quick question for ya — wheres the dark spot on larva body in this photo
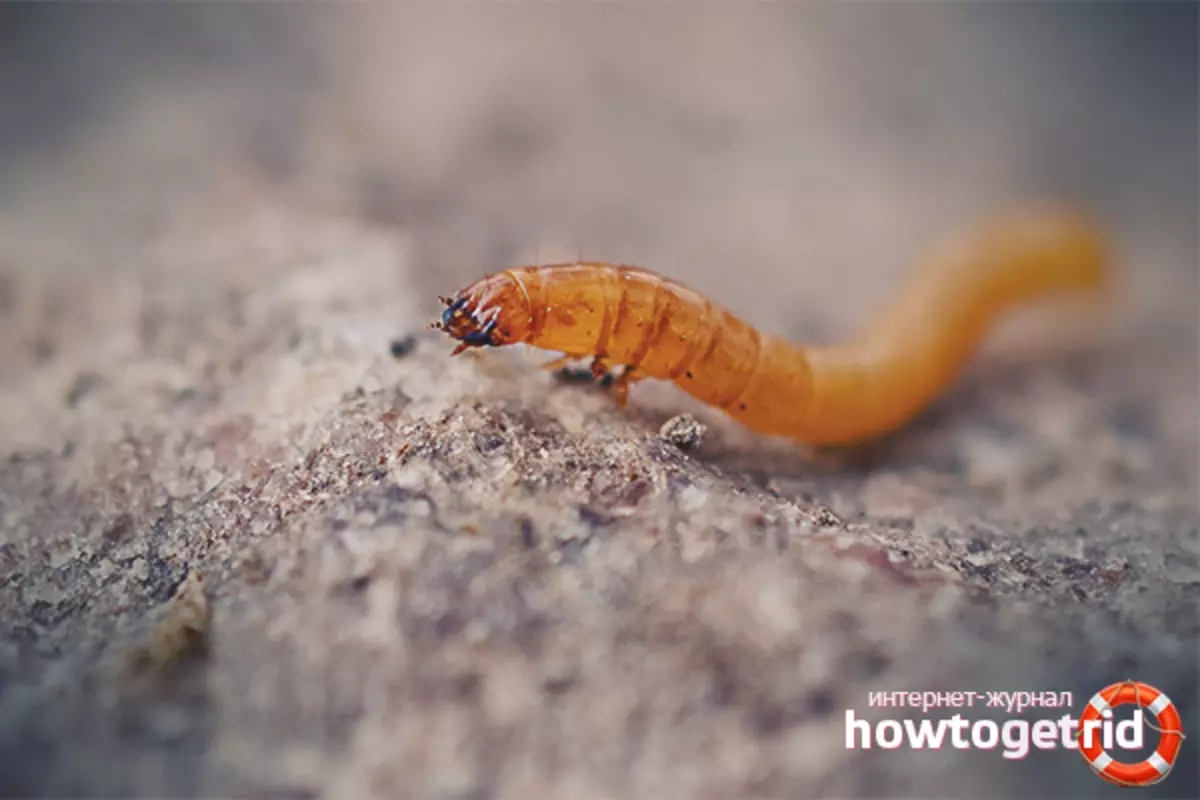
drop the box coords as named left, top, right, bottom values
left=685, top=371, right=693, bottom=379
left=739, top=403, right=747, bottom=411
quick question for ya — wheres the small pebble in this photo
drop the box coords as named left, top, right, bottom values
left=659, top=414, right=706, bottom=450
left=815, top=507, right=842, bottom=527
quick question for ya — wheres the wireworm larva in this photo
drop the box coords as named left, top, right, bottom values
left=434, top=207, right=1109, bottom=445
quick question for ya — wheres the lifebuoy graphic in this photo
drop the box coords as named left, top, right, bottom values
left=1077, top=680, right=1185, bottom=787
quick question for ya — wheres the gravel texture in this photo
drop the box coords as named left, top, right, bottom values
left=0, top=6, right=1196, bottom=799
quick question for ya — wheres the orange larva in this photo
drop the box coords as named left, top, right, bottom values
left=434, top=207, right=1110, bottom=446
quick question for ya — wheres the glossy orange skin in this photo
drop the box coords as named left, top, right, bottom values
left=439, top=208, right=1109, bottom=445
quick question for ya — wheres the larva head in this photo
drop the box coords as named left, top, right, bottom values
left=433, top=272, right=534, bottom=355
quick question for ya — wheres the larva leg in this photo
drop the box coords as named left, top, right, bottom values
left=540, top=354, right=576, bottom=371
left=590, top=356, right=614, bottom=381
left=611, top=366, right=644, bottom=408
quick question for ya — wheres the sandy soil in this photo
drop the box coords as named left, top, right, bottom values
left=0, top=5, right=1196, bottom=798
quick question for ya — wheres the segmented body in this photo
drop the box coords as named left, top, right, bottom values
left=437, top=208, right=1109, bottom=445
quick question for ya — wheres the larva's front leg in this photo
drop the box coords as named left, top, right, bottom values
left=611, top=366, right=644, bottom=408
left=589, top=356, right=614, bottom=380
left=540, top=354, right=576, bottom=371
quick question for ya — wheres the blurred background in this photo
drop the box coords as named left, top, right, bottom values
left=0, top=3, right=1194, bottom=335
left=0, top=4, right=1195, bottom=799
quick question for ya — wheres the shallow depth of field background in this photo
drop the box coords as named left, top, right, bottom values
left=0, top=5, right=1193, bottom=337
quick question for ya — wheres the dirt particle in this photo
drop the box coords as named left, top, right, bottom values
left=577, top=504, right=613, bottom=529
left=815, top=507, right=841, bottom=527
left=238, top=548, right=271, bottom=585
left=1057, top=556, right=1095, bottom=580
left=32, top=338, right=55, bottom=361
left=65, top=372, right=103, bottom=408
left=124, top=570, right=211, bottom=676
left=965, top=537, right=991, bottom=554
left=1008, top=552, right=1037, bottom=575
left=1100, top=557, right=1131, bottom=584
left=847, top=648, right=891, bottom=680
left=659, top=413, right=706, bottom=450
left=474, top=430, right=507, bottom=457
left=803, top=686, right=837, bottom=717
left=389, top=335, right=418, bottom=358
left=614, top=475, right=655, bottom=509
left=541, top=663, right=577, bottom=695
left=747, top=700, right=786, bottom=736
left=518, top=516, right=538, bottom=548
left=666, top=472, right=693, bottom=494
left=102, top=513, right=135, bottom=544
left=958, top=559, right=997, bottom=583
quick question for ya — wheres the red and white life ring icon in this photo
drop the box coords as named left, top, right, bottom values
left=1077, top=680, right=1185, bottom=787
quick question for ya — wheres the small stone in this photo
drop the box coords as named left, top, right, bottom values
left=815, top=508, right=841, bottom=528
left=659, top=414, right=706, bottom=450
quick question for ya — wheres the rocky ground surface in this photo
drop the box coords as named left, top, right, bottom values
left=0, top=6, right=1196, bottom=799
